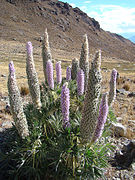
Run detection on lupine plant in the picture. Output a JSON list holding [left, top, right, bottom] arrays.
[[42, 28, 52, 82], [79, 34, 89, 90], [71, 58, 79, 80], [26, 41, 41, 109], [66, 66, 71, 81], [108, 68, 117, 106], [55, 61, 62, 84], [61, 82, 70, 128], [46, 60, 54, 89], [77, 68, 85, 96], [80, 50, 102, 142], [92, 93, 109, 143], [1, 34, 117, 180], [8, 61, 29, 139]]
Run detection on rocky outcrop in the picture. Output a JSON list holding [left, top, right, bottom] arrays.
[[111, 141, 135, 169], [111, 122, 127, 137]]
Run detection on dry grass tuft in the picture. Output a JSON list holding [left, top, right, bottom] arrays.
[[20, 86, 29, 96], [126, 128, 134, 139], [117, 77, 125, 85], [123, 84, 130, 91]]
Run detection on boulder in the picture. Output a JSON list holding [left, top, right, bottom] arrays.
[[110, 140, 135, 169], [116, 117, 123, 123], [116, 88, 130, 95], [1, 74, 6, 78], [127, 92, 135, 97], [111, 122, 127, 137]]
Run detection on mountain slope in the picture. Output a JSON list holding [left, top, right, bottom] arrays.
[[129, 36, 135, 43], [0, 0, 135, 61]]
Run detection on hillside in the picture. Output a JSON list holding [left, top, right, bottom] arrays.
[[129, 36, 135, 43], [0, 0, 135, 61]]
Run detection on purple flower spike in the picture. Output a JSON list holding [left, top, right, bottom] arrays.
[[56, 61, 62, 84], [26, 41, 33, 56], [66, 66, 71, 81], [61, 82, 70, 128], [46, 60, 54, 89], [9, 61, 15, 76], [92, 93, 109, 142], [111, 69, 117, 81], [77, 69, 85, 96], [108, 69, 117, 106]]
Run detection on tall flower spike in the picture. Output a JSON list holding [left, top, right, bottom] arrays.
[[71, 58, 79, 80], [8, 61, 29, 139], [26, 42, 41, 109], [92, 93, 109, 143], [79, 34, 89, 90], [80, 50, 102, 142], [55, 61, 62, 84], [61, 82, 70, 128], [66, 66, 71, 81], [108, 69, 117, 106], [42, 28, 52, 82], [77, 68, 85, 96], [46, 60, 54, 89]]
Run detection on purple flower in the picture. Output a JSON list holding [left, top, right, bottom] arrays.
[[111, 69, 117, 81], [9, 61, 15, 76], [55, 61, 62, 84], [77, 68, 85, 96], [26, 41, 33, 56], [92, 93, 109, 142], [108, 69, 117, 106], [61, 82, 70, 128], [66, 66, 71, 81], [46, 60, 54, 89]]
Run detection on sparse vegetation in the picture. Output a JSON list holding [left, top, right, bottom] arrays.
[[20, 86, 29, 96], [123, 84, 130, 91], [117, 77, 125, 85]]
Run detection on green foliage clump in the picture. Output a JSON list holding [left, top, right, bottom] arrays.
[[0, 80, 115, 180]]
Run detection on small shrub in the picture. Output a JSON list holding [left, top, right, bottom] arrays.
[[20, 86, 29, 96], [117, 77, 125, 85], [123, 84, 130, 91]]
